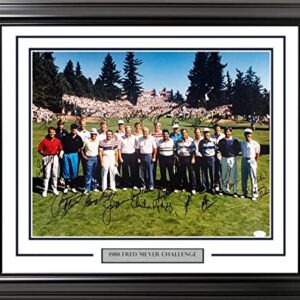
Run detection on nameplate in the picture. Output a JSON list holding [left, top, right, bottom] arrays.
[[102, 248, 204, 263]]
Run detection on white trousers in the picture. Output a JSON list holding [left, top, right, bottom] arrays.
[[221, 156, 238, 193], [241, 158, 258, 196], [101, 154, 116, 191], [42, 155, 59, 192]]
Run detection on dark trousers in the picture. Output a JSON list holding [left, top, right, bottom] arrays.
[[214, 156, 221, 188], [121, 153, 138, 188], [202, 156, 215, 191], [178, 156, 196, 191], [159, 155, 175, 189], [140, 154, 154, 189], [193, 156, 203, 191], [153, 158, 158, 186]]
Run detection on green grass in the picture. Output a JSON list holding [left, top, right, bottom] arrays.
[[32, 118, 270, 237]]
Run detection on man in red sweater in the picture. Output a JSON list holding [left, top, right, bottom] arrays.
[[38, 127, 62, 197]]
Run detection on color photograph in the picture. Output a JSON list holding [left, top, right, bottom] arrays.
[[32, 50, 271, 237]]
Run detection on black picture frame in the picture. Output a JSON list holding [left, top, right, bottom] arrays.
[[0, 0, 299, 298]]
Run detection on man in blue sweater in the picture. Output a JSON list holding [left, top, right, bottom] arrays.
[[218, 127, 240, 198]]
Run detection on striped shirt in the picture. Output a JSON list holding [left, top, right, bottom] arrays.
[[199, 138, 216, 157], [158, 139, 175, 156], [176, 137, 196, 157], [99, 139, 118, 156]]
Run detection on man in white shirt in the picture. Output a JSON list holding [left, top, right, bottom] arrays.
[[115, 119, 125, 141], [77, 118, 91, 142], [176, 128, 196, 195], [135, 127, 157, 191], [81, 128, 100, 194], [133, 121, 143, 138], [193, 127, 203, 192], [99, 130, 119, 192], [77, 118, 90, 181], [158, 129, 175, 192], [97, 120, 108, 142], [199, 128, 217, 195], [240, 128, 260, 201], [211, 124, 225, 192], [119, 126, 138, 190], [151, 122, 163, 186]]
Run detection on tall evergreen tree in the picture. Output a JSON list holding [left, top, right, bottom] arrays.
[[186, 52, 209, 108], [205, 52, 227, 108], [232, 67, 267, 115], [94, 78, 104, 100], [63, 60, 76, 95], [259, 88, 270, 115], [75, 61, 92, 97], [32, 52, 63, 112], [186, 52, 226, 108], [97, 53, 122, 101], [87, 77, 95, 98], [74, 61, 85, 96], [169, 89, 174, 101], [224, 71, 234, 104], [174, 90, 184, 103], [122, 52, 143, 105]]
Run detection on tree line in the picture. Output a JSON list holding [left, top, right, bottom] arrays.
[[33, 51, 269, 115]]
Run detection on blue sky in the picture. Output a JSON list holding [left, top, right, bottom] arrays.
[[52, 51, 270, 97]]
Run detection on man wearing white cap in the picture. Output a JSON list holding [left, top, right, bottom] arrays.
[[211, 124, 225, 192], [99, 130, 119, 192], [175, 128, 196, 194], [240, 128, 260, 201], [170, 123, 182, 191], [114, 120, 125, 185], [151, 121, 163, 186], [115, 120, 125, 141], [81, 128, 100, 194], [170, 123, 182, 142], [77, 118, 90, 184]]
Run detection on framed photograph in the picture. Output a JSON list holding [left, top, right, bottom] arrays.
[[0, 0, 299, 298]]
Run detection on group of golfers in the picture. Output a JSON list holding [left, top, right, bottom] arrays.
[[38, 118, 260, 201]]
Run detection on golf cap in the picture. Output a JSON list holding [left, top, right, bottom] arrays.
[[90, 128, 98, 135], [118, 120, 125, 125], [244, 128, 253, 134], [172, 124, 179, 129], [203, 127, 210, 132], [70, 123, 79, 129]]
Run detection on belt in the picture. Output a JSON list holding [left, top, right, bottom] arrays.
[[243, 157, 253, 160]]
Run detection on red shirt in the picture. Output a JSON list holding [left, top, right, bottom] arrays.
[[38, 136, 62, 155]]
